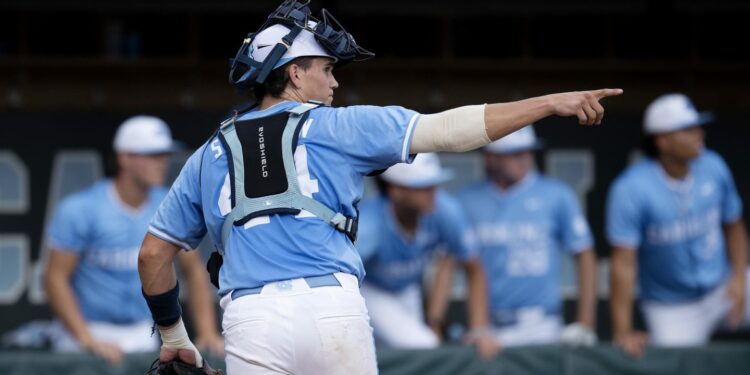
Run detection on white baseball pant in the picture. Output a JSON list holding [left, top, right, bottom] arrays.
[[642, 268, 750, 346], [490, 308, 562, 347], [220, 273, 377, 375], [50, 319, 159, 353]]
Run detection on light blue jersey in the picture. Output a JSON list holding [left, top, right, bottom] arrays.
[[458, 172, 593, 314], [47, 180, 167, 323], [606, 149, 743, 303], [356, 190, 478, 292], [149, 101, 420, 296]]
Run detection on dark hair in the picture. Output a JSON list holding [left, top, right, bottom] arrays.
[[642, 135, 659, 158], [251, 57, 315, 100]]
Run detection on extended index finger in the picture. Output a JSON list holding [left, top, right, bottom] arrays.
[[593, 88, 624, 99]]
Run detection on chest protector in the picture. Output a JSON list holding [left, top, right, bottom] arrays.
[[216, 101, 358, 254]]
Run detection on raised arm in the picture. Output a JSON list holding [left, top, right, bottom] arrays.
[[411, 89, 623, 154]]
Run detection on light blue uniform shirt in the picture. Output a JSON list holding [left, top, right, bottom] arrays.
[[458, 172, 593, 315], [606, 149, 743, 302], [149, 102, 420, 296], [356, 191, 478, 292], [47, 180, 167, 323]]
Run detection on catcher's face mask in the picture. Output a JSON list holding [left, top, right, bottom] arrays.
[[229, 0, 374, 90]]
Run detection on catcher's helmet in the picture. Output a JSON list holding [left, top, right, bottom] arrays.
[[229, 0, 374, 90]]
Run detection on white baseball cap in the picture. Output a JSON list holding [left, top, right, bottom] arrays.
[[381, 153, 454, 189], [484, 125, 543, 154], [249, 23, 336, 70], [643, 93, 713, 135], [113, 115, 175, 154]]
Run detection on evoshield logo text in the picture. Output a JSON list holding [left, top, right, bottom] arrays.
[[258, 126, 268, 178]]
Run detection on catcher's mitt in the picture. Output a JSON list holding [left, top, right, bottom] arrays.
[[145, 358, 224, 375]]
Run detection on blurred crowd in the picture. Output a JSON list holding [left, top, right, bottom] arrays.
[[3, 92, 748, 363]]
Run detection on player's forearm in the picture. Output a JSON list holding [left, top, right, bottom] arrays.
[[484, 96, 555, 140], [410, 97, 552, 154], [575, 249, 597, 329], [464, 259, 491, 330], [426, 256, 455, 330], [44, 271, 94, 346], [610, 248, 636, 336], [724, 219, 748, 277]]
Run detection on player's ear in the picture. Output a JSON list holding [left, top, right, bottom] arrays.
[[286, 64, 303, 89]]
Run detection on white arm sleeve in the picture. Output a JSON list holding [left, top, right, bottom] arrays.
[[410, 104, 491, 153]]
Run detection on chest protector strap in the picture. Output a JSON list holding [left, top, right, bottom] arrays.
[[217, 102, 357, 253]]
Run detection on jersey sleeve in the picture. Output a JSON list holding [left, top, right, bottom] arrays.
[[148, 146, 208, 250], [331, 105, 420, 175], [606, 177, 643, 250], [435, 191, 479, 262], [46, 195, 91, 254], [710, 152, 743, 223], [555, 185, 593, 254]]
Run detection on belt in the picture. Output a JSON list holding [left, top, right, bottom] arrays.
[[231, 274, 342, 300]]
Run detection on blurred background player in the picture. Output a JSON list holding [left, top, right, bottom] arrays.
[[457, 126, 597, 347], [608, 93, 749, 357], [356, 153, 498, 357], [43, 116, 223, 364]]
